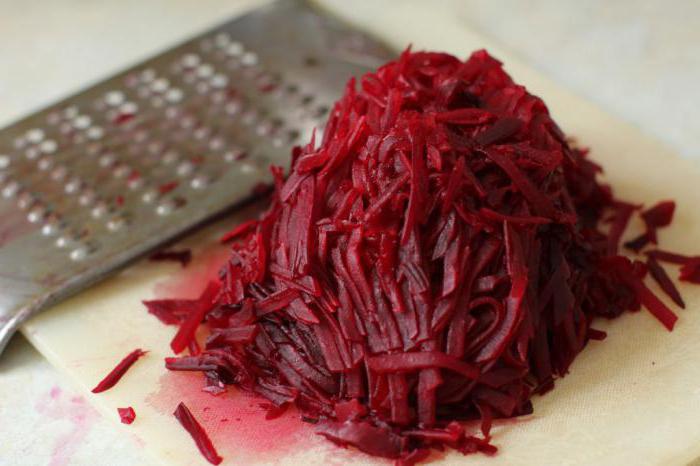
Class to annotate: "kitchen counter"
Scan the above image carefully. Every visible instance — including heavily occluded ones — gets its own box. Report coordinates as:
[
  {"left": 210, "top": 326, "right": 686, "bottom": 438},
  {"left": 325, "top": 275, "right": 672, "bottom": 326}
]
[{"left": 0, "top": 1, "right": 697, "bottom": 465}]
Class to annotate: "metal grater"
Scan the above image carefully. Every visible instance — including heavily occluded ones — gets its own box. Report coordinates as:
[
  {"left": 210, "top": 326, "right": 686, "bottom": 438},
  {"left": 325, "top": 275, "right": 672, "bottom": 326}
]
[{"left": 0, "top": 0, "right": 392, "bottom": 356}]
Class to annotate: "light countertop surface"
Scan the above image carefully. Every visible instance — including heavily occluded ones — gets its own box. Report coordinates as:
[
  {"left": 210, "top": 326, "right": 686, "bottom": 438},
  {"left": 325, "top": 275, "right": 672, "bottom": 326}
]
[{"left": 0, "top": 1, "right": 697, "bottom": 465}]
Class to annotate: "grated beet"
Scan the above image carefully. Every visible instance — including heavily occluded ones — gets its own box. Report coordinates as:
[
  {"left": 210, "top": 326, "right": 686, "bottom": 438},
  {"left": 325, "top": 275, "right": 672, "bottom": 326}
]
[
  {"left": 91, "top": 349, "right": 147, "bottom": 394},
  {"left": 173, "top": 402, "right": 223, "bottom": 465},
  {"left": 150, "top": 49, "right": 698, "bottom": 463},
  {"left": 118, "top": 407, "right": 136, "bottom": 424}
]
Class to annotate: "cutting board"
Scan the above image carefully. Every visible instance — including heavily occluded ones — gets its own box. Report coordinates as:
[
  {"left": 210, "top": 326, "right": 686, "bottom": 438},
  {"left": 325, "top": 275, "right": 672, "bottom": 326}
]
[{"left": 21, "top": 1, "right": 700, "bottom": 465}]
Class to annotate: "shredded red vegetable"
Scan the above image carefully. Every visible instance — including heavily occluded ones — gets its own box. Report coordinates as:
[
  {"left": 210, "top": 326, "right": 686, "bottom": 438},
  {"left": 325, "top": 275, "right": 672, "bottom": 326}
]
[
  {"left": 118, "top": 407, "right": 136, "bottom": 424},
  {"left": 149, "top": 49, "right": 698, "bottom": 463},
  {"left": 91, "top": 349, "right": 147, "bottom": 394},
  {"left": 173, "top": 402, "right": 223, "bottom": 465},
  {"left": 149, "top": 249, "right": 192, "bottom": 268}
]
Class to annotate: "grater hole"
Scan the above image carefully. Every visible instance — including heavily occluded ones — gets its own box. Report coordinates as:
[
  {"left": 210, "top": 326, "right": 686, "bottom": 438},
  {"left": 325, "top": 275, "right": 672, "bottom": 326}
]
[
  {"left": 40, "top": 139, "right": 58, "bottom": 154},
  {"left": 59, "top": 122, "right": 73, "bottom": 135},
  {"left": 113, "top": 164, "right": 131, "bottom": 179},
  {"left": 151, "top": 96, "right": 165, "bottom": 108},
  {"left": 87, "top": 126, "right": 104, "bottom": 140},
  {"left": 47, "top": 112, "right": 61, "bottom": 125},
  {"left": 210, "top": 73, "right": 228, "bottom": 89},
  {"left": 195, "top": 82, "right": 210, "bottom": 95},
  {"left": 17, "top": 191, "right": 36, "bottom": 210},
  {"left": 140, "top": 69, "right": 156, "bottom": 83},
  {"left": 107, "top": 215, "right": 126, "bottom": 232},
  {"left": 38, "top": 156, "right": 54, "bottom": 171},
  {"left": 26, "top": 128, "right": 45, "bottom": 144},
  {"left": 137, "top": 87, "right": 151, "bottom": 99},
  {"left": 210, "top": 90, "right": 227, "bottom": 105},
  {"left": 156, "top": 200, "right": 176, "bottom": 216},
  {"left": 190, "top": 174, "right": 209, "bottom": 189},
  {"left": 27, "top": 204, "right": 46, "bottom": 223},
  {"left": 209, "top": 137, "right": 225, "bottom": 151},
  {"left": 239, "top": 162, "right": 257, "bottom": 175},
  {"left": 86, "top": 144, "right": 101, "bottom": 157},
  {"left": 223, "top": 148, "right": 246, "bottom": 163},
  {"left": 99, "top": 153, "right": 116, "bottom": 168},
  {"left": 91, "top": 201, "right": 108, "bottom": 218},
  {"left": 79, "top": 189, "right": 96, "bottom": 206},
  {"left": 241, "top": 108, "right": 258, "bottom": 126},
  {"left": 24, "top": 146, "right": 40, "bottom": 160},
  {"left": 142, "top": 188, "right": 158, "bottom": 203},
  {"left": 105, "top": 90, "right": 125, "bottom": 106},
  {"left": 193, "top": 126, "right": 211, "bottom": 141},
  {"left": 63, "top": 106, "right": 79, "bottom": 119},
  {"left": 2, "top": 181, "right": 20, "bottom": 198},
  {"left": 181, "top": 53, "right": 201, "bottom": 69},
  {"left": 176, "top": 161, "right": 195, "bottom": 177},
  {"left": 147, "top": 141, "right": 165, "bottom": 155},
  {"left": 70, "top": 245, "right": 89, "bottom": 261},
  {"left": 161, "top": 150, "right": 180, "bottom": 165},
  {"left": 165, "top": 88, "right": 184, "bottom": 103},
  {"left": 225, "top": 42, "right": 244, "bottom": 57},
  {"left": 151, "top": 78, "right": 170, "bottom": 93},
  {"left": 55, "top": 235, "right": 72, "bottom": 249},
  {"left": 196, "top": 64, "right": 214, "bottom": 79},
  {"left": 0, "top": 154, "right": 10, "bottom": 169},
  {"left": 51, "top": 166, "right": 68, "bottom": 181},
  {"left": 42, "top": 214, "right": 63, "bottom": 236},
  {"left": 73, "top": 115, "right": 92, "bottom": 130},
  {"left": 128, "top": 176, "right": 144, "bottom": 190},
  {"left": 241, "top": 52, "right": 258, "bottom": 67},
  {"left": 214, "top": 33, "right": 230, "bottom": 48},
  {"left": 64, "top": 177, "right": 83, "bottom": 194},
  {"left": 224, "top": 99, "right": 243, "bottom": 116}
]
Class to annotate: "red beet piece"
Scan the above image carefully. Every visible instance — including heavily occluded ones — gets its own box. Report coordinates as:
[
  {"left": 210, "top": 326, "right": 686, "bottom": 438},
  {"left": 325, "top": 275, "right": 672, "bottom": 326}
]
[
  {"left": 173, "top": 402, "right": 223, "bottom": 465},
  {"left": 92, "top": 349, "right": 147, "bottom": 393},
  {"left": 152, "top": 49, "right": 699, "bottom": 464},
  {"left": 118, "top": 407, "right": 136, "bottom": 424},
  {"left": 647, "top": 256, "right": 685, "bottom": 308},
  {"left": 149, "top": 249, "right": 192, "bottom": 267},
  {"left": 625, "top": 201, "right": 676, "bottom": 252},
  {"left": 170, "top": 282, "right": 220, "bottom": 354}
]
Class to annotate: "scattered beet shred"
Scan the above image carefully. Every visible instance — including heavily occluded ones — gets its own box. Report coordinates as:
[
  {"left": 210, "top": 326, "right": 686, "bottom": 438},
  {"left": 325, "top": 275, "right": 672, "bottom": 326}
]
[
  {"left": 118, "top": 407, "right": 136, "bottom": 424},
  {"left": 173, "top": 402, "right": 223, "bottom": 465},
  {"left": 150, "top": 49, "right": 697, "bottom": 464},
  {"left": 91, "top": 349, "right": 147, "bottom": 394}
]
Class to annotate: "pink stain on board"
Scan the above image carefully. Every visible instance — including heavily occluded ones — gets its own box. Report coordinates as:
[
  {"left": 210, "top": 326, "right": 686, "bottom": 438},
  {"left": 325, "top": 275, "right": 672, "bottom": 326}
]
[
  {"left": 152, "top": 245, "right": 229, "bottom": 300},
  {"left": 35, "top": 386, "right": 98, "bottom": 466},
  {"left": 146, "top": 371, "right": 328, "bottom": 464},
  {"left": 145, "top": 223, "right": 374, "bottom": 464}
]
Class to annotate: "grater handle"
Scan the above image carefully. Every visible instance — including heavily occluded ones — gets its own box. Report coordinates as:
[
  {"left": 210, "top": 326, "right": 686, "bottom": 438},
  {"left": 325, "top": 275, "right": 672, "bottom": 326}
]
[{"left": 0, "top": 305, "right": 33, "bottom": 355}]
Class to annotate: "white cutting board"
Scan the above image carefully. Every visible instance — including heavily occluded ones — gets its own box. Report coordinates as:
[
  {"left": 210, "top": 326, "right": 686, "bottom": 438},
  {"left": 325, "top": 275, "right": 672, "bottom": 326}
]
[{"left": 21, "top": 1, "right": 700, "bottom": 465}]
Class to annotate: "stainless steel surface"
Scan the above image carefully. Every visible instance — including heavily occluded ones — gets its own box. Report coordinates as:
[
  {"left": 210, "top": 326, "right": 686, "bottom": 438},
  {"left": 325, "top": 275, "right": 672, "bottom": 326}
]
[{"left": 0, "top": 0, "right": 393, "bottom": 356}]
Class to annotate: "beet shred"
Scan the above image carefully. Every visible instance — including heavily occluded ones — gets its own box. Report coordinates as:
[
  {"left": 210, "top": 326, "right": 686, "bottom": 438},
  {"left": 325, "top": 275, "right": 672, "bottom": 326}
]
[
  {"left": 150, "top": 49, "right": 695, "bottom": 464},
  {"left": 91, "top": 349, "right": 147, "bottom": 394},
  {"left": 173, "top": 402, "right": 223, "bottom": 465},
  {"left": 118, "top": 407, "right": 136, "bottom": 425}
]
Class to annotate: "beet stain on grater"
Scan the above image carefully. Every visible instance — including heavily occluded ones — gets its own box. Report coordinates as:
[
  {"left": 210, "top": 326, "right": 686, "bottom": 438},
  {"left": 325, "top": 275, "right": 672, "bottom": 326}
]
[{"left": 0, "top": 0, "right": 393, "bottom": 356}]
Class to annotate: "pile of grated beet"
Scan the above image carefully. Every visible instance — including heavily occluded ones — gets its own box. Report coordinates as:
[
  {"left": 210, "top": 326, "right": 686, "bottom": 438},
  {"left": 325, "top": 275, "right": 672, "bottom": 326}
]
[{"left": 145, "top": 49, "right": 695, "bottom": 465}]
